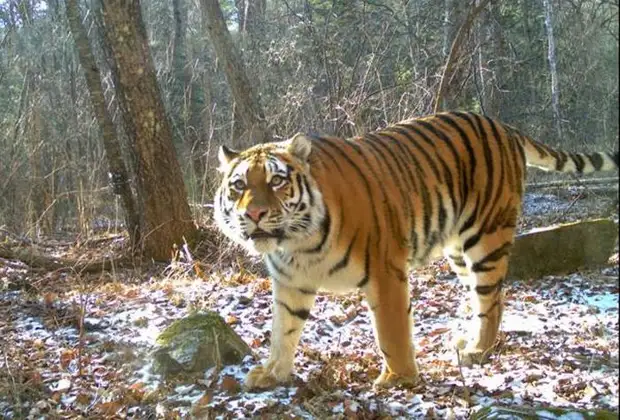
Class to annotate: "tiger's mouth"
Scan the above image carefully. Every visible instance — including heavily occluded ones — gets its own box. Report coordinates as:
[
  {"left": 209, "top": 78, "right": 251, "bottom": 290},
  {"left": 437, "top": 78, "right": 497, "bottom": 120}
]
[{"left": 248, "top": 228, "right": 283, "bottom": 240}]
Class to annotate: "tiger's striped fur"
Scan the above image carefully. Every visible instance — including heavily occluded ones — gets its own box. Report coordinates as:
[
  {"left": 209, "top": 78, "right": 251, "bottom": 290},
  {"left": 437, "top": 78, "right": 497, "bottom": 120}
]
[{"left": 214, "top": 111, "right": 618, "bottom": 389}]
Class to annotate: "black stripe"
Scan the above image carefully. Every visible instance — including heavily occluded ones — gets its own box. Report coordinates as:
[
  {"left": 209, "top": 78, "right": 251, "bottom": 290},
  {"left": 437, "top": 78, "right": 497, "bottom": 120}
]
[
  {"left": 572, "top": 153, "right": 585, "bottom": 173},
  {"left": 477, "top": 298, "right": 501, "bottom": 317},
  {"left": 362, "top": 137, "right": 407, "bottom": 244},
  {"left": 436, "top": 113, "right": 477, "bottom": 188},
  {"left": 375, "top": 130, "right": 432, "bottom": 245},
  {"left": 301, "top": 175, "right": 315, "bottom": 207},
  {"left": 555, "top": 151, "right": 568, "bottom": 171},
  {"left": 412, "top": 121, "right": 465, "bottom": 213},
  {"left": 482, "top": 116, "right": 508, "bottom": 233},
  {"left": 375, "top": 132, "right": 421, "bottom": 195},
  {"left": 285, "top": 328, "right": 297, "bottom": 335},
  {"left": 420, "top": 178, "right": 433, "bottom": 242},
  {"left": 276, "top": 300, "right": 310, "bottom": 320},
  {"left": 589, "top": 153, "right": 604, "bottom": 171},
  {"left": 366, "top": 133, "right": 414, "bottom": 216},
  {"left": 304, "top": 211, "right": 331, "bottom": 254},
  {"left": 459, "top": 193, "right": 482, "bottom": 236},
  {"left": 386, "top": 125, "right": 442, "bottom": 180},
  {"left": 471, "top": 242, "right": 512, "bottom": 273},
  {"left": 463, "top": 229, "right": 483, "bottom": 252},
  {"left": 329, "top": 230, "right": 359, "bottom": 275},
  {"left": 370, "top": 134, "right": 419, "bottom": 242},
  {"left": 319, "top": 138, "right": 380, "bottom": 230},
  {"left": 389, "top": 263, "right": 408, "bottom": 283},
  {"left": 296, "top": 287, "right": 316, "bottom": 295},
  {"left": 356, "top": 235, "right": 371, "bottom": 288},
  {"left": 436, "top": 188, "right": 447, "bottom": 236},
  {"left": 529, "top": 138, "right": 548, "bottom": 158},
  {"left": 407, "top": 300, "right": 413, "bottom": 314},
  {"left": 503, "top": 129, "right": 521, "bottom": 192},
  {"left": 470, "top": 114, "right": 495, "bottom": 208},
  {"left": 267, "top": 255, "right": 291, "bottom": 280},
  {"left": 449, "top": 254, "right": 466, "bottom": 267}
]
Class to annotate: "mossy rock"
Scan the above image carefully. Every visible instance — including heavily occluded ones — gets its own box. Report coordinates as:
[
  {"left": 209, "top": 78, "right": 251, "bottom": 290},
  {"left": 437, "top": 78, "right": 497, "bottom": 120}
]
[
  {"left": 470, "top": 405, "right": 618, "bottom": 419},
  {"left": 508, "top": 219, "right": 618, "bottom": 280},
  {"left": 152, "top": 311, "right": 253, "bottom": 378}
]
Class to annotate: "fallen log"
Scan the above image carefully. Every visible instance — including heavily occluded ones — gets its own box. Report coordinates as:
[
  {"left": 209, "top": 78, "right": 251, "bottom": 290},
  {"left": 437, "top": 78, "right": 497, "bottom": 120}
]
[
  {"left": 525, "top": 176, "right": 618, "bottom": 190},
  {"left": 0, "top": 244, "right": 132, "bottom": 274},
  {"left": 507, "top": 219, "right": 618, "bottom": 280}
]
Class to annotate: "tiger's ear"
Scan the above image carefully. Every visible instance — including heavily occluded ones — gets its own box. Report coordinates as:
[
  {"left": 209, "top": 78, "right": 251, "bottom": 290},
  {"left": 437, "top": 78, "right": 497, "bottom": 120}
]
[
  {"left": 287, "top": 133, "right": 312, "bottom": 161},
  {"left": 218, "top": 145, "right": 239, "bottom": 170}
]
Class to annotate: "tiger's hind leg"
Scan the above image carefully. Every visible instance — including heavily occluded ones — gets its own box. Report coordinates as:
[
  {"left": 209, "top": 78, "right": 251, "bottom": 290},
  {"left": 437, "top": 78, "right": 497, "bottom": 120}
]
[
  {"left": 458, "top": 225, "right": 515, "bottom": 366},
  {"left": 364, "top": 261, "right": 419, "bottom": 389}
]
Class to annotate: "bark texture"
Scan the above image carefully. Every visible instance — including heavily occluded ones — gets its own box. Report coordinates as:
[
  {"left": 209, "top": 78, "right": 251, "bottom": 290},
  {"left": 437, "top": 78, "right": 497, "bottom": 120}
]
[
  {"left": 65, "top": 0, "right": 140, "bottom": 248},
  {"left": 100, "top": 0, "right": 197, "bottom": 260},
  {"left": 200, "top": 0, "right": 270, "bottom": 147},
  {"left": 435, "top": 0, "right": 494, "bottom": 113}
]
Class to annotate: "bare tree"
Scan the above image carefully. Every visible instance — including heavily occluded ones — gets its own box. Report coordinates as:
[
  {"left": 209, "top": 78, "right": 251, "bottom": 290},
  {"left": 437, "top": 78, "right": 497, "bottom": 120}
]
[
  {"left": 199, "top": 0, "right": 270, "bottom": 147},
  {"left": 235, "top": 0, "right": 266, "bottom": 37},
  {"left": 543, "top": 0, "right": 563, "bottom": 141},
  {"left": 435, "top": 0, "right": 493, "bottom": 113},
  {"left": 65, "top": 0, "right": 140, "bottom": 248},
  {"left": 99, "top": 0, "right": 197, "bottom": 260}
]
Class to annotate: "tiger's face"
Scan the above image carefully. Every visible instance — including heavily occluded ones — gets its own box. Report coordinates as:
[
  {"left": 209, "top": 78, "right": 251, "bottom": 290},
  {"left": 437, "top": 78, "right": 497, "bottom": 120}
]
[{"left": 214, "top": 134, "right": 324, "bottom": 255}]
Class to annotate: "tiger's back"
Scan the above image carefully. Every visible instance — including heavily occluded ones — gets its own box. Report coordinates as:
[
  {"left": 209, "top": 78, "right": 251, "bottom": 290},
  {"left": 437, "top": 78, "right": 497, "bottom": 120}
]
[{"left": 214, "top": 111, "right": 618, "bottom": 390}]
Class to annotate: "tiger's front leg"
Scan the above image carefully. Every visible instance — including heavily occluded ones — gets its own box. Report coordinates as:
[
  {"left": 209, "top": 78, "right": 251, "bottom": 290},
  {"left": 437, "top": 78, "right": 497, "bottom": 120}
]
[{"left": 245, "top": 279, "right": 316, "bottom": 389}]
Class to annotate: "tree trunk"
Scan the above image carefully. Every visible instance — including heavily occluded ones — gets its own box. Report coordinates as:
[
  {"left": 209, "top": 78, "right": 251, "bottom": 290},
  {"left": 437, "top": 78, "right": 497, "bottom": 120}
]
[
  {"left": 482, "top": 1, "right": 503, "bottom": 117},
  {"left": 543, "top": 0, "right": 563, "bottom": 141},
  {"left": 235, "top": 0, "right": 266, "bottom": 37},
  {"left": 100, "top": 0, "right": 197, "bottom": 261},
  {"left": 65, "top": 0, "right": 141, "bottom": 248},
  {"left": 435, "top": 0, "right": 494, "bottom": 113},
  {"left": 171, "top": 0, "right": 188, "bottom": 149},
  {"left": 199, "top": 0, "right": 270, "bottom": 147}
]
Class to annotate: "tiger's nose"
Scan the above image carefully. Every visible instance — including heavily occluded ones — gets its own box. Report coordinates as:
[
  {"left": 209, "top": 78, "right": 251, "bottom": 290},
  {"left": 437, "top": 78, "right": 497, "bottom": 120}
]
[{"left": 245, "top": 207, "right": 268, "bottom": 222}]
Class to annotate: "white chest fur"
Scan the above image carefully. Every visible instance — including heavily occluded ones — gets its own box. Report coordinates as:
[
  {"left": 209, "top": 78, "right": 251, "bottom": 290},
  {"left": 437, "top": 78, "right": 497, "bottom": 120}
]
[{"left": 265, "top": 248, "right": 365, "bottom": 294}]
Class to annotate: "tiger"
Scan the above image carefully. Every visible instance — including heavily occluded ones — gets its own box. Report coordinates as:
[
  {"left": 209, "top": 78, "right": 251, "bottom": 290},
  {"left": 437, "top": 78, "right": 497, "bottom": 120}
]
[{"left": 213, "top": 111, "right": 618, "bottom": 390}]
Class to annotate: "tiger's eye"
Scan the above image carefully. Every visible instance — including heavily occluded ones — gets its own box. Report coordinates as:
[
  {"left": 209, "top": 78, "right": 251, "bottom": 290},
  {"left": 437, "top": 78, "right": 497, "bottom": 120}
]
[
  {"left": 231, "top": 179, "right": 246, "bottom": 190},
  {"left": 270, "top": 175, "right": 286, "bottom": 188}
]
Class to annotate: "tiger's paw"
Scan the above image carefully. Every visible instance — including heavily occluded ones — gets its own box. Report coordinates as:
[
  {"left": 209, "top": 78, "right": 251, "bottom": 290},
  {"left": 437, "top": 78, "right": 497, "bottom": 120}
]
[
  {"left": 455, "top": 336, "right": 494, "bottom": 367},
  {"left": 244, "top": 363, "right": 291, "bottom": 390},
  {"left": 373, "top": 368, "right": 420, "bottom": 389},
  {"left": 459, "top": 348, "right": 492, "bottom": 367}
]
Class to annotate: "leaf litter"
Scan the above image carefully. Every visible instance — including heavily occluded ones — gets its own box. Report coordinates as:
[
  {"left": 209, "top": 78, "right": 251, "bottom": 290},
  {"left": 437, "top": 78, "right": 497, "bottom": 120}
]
[{"left": 0, "top": 189, "right": 618, "bottom": 419}]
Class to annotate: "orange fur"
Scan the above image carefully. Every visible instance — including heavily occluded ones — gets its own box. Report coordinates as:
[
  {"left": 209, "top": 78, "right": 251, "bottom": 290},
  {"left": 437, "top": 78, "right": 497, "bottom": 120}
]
[{"left": 214, "top": 111, "right": 618, "bottom": 389}]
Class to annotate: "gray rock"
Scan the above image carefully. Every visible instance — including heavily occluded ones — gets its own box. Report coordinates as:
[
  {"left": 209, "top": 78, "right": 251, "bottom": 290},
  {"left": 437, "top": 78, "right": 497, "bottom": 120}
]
[
  {"left": 470, "top": 405, "right": 618, "bottom": 419},
  {"left": 152, "top": 311, "right": 253, "bottom": 378}
]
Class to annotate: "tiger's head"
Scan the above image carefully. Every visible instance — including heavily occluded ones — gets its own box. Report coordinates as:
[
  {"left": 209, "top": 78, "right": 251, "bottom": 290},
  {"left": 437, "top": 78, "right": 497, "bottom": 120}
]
[{"left": 214, "top": 134, "right": 325, "bottom": 255}]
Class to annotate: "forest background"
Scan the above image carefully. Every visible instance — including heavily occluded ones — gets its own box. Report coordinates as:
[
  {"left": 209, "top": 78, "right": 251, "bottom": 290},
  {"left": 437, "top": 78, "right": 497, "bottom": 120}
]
[{"left": 0, "top": 0, "right": 617, "bottom": 251}]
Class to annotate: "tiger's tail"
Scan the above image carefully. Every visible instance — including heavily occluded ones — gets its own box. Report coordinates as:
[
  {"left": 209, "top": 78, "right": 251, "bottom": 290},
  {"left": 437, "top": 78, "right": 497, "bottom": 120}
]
[{"left": 522, "top": 136, "right": 618, "bottom": 174}]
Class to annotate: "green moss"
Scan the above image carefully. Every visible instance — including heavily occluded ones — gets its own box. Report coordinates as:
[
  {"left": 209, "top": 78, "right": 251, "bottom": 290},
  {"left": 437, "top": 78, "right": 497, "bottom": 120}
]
[{"left": 156, "top": 311, "right": 226, "bottom": 346}]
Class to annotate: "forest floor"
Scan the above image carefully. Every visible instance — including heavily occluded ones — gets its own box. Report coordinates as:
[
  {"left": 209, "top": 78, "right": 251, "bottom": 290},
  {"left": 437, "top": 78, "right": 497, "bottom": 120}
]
[{"left": 0, "top": 183, "right": 618, "bottom": 419}]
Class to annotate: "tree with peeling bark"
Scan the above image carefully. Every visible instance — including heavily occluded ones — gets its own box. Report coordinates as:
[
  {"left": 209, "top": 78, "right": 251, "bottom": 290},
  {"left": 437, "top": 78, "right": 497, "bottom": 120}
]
[
  {"left": 99, "top": 0, "right": 197, "bottom": 260},
  {"left": 65, "top": 0, "right": 141, "bottom": 249},
  {"left": 199, "top": 0, "right": 270, "bottom": 147}
]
